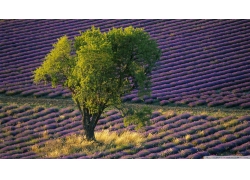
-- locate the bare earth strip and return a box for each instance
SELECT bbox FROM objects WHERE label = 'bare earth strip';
[0,94,249,118]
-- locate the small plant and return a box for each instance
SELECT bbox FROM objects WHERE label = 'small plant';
[197,130,204,137]
[222,119,238,129]
[229,126,236,133]
[31,144,39,152]
[197,144,206,150]
[123,148,137,155]
[165,148,174,155]
[219,136,227,143]
[71,116,77,122]
[162,110,176,119]
[122,106,152,131]
[147,133,154,140]
[158,109,164,114]
[55,115,66,122]
[41,130,49,139]
[191,141,198,146]
[169,33,175,37]
[179,149,185,156]
[4,130,11,137]
[210,60,218,64]
[16,122,22,128]
[6,110,14,116]
[28,138,40,144]
[0,113,7,118]
[33,106,44,113]
[172,137,180,145]
[185,134,191,142]
[235,134,240,138]
[5,90,18,96]
[24,125,30,130]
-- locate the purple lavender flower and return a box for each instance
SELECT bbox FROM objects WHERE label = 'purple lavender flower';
[187,151,209,159]
[159,100,169,106]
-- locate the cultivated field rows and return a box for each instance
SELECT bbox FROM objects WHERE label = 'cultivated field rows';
[1,103,250,159]
[1,19,250,108]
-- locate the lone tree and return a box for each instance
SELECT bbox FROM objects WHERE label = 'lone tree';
[33,26,161,141]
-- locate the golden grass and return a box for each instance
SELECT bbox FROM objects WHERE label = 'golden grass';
[197,130,205,137]
[172,137,181,145]
[222,119,239,129]
[161,110,176,119]
[31,130,146,158]
[219,136,227,143]
[197,144,206,150]
[184,134,191,142]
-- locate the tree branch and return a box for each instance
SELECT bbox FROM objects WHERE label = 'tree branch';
[75,98,84,117]
[91,103,105,130]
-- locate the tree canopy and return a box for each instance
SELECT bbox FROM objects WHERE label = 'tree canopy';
[34,26,161,141]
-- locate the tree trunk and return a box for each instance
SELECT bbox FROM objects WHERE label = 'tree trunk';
[82,114,96,141]
[76,103,105,142]
[84,126,95,141]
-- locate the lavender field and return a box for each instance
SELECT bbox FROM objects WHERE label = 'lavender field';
[1,19,250,159]
[1,103,250,159]
[1,19,250,108]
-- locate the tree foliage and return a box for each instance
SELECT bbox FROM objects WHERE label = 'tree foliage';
[34,26,161,141]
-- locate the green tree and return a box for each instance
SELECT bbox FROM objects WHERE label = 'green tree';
[33,26,161,141]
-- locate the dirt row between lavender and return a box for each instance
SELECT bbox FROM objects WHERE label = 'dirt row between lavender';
[1,94,250,118]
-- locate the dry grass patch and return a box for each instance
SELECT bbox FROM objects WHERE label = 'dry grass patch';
[222,119,239,129]
[31,130,146,158]
[172,137,181,145]
[197,130,205,137]
[184,134,191,142]
[161,110,177,119]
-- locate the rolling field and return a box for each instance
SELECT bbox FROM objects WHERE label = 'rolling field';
[0,100,250,158]
[1,19,250,158]
[1,19,250,108]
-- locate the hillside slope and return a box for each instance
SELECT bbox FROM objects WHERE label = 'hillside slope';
[1,103,250,159]
[1,19,250,108]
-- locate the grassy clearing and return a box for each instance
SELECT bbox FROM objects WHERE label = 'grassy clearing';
[31,130,146,158]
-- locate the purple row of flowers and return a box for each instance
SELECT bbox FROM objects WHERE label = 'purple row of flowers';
[1,20,250,109]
